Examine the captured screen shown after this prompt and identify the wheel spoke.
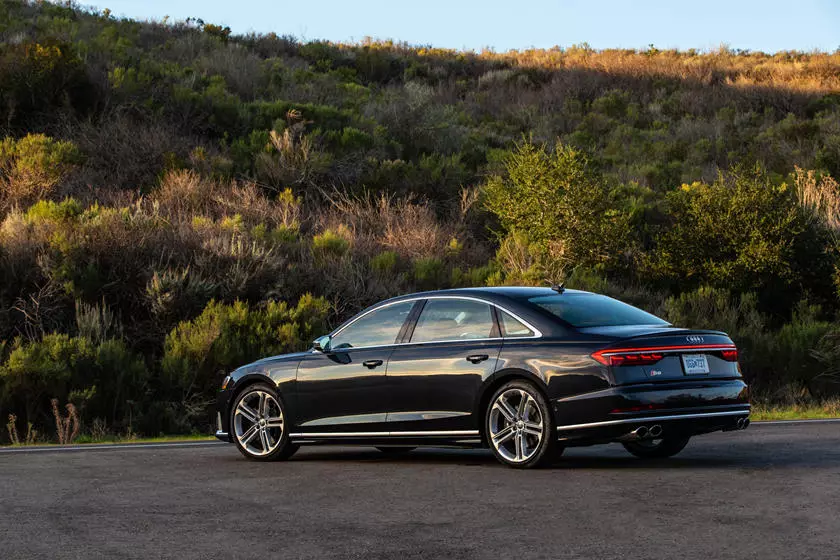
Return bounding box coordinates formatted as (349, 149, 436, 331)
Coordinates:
(240, 425, 258, 446)
(495, 398, 517, 422)
(517, 391, 531, 417)
(259, 428, 270, 451)
(258, 393, 267, 418)
(515, 432, 525, 461)
(265, 416, 283, 428)
(236, 403, 258, 423)
(523, 422, 542, 437)
(492, 425, 515, 444)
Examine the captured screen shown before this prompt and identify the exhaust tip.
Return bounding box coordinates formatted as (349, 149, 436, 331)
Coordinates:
(736, 418, 744, 429)
(743, 418, 750, 429)
(649, 425, 663, 438)
(635, 426, 649, 439)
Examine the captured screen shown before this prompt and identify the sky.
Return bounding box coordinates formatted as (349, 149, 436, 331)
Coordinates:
(87, 0, 840, 53)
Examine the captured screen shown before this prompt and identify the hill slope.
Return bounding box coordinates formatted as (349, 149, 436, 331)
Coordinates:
(1, 0, 839, 439)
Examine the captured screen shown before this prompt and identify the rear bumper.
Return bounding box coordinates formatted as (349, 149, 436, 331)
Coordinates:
(552, 378, 750, 444)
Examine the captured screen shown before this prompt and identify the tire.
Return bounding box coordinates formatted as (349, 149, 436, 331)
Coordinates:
(622, 435, 691, 459)
(375, 446, 416, 454)
(485, 380, 558, 468)
(231, 383, 299, 462)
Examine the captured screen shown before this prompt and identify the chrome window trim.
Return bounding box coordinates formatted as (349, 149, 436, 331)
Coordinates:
(555, 409, 750, 431)
(327, 295, 543, 351)
(289, 430, 480, 438)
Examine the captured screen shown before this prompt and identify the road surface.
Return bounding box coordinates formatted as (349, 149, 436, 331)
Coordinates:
(1, 422, 838, 559)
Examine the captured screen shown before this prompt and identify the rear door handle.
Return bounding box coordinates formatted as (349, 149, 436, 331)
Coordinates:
(362, 359, 383, 369)
(466, 354, 489, 364)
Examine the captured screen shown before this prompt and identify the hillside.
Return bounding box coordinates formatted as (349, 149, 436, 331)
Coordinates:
(1, 0, 840, 440)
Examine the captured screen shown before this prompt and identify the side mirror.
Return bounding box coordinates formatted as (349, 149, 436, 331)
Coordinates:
(312, 335, 331, 353)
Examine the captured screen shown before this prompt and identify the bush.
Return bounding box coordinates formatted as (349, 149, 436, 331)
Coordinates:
(0, 333, 149, 431)
(0, 134, 81, 207)
(161, 295, 330, 401)
(483, 141, 632, 276)
(312, 227, 351, 256)
(650, 167, 837, 316)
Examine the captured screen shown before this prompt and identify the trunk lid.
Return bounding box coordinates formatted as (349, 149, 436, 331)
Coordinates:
(583, 327, 741, 385)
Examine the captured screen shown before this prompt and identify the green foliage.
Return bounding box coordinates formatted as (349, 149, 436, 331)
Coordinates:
(312, 227, 351, 256)
(413, 257, 446, 290)
(650, 168, 836, 314)
(161, 296, 329, 399)
(370, 250, 398, 273)
(0, 134, 81, 205)
(0, 40, 97, 127)
(483, 141, 632, 276)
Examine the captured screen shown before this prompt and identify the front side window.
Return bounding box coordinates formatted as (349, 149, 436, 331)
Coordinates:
(411, 299, 495, 343)
(331, 301, 415, 349)
(526, 293, 668, 328)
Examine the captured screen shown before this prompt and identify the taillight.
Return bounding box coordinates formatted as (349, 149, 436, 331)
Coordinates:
(591, 343, 737, 367)
(720, 349, 738, 362)
(592, 352, 664, 367)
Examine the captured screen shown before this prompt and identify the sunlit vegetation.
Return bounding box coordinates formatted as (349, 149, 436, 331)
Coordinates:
(1, 0, 840, 442)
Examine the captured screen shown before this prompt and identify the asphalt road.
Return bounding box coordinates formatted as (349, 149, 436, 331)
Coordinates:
(1, 422, 839, 560)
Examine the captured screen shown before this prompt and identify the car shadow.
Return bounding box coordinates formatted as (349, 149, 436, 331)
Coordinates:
(280, 440, 838, 470)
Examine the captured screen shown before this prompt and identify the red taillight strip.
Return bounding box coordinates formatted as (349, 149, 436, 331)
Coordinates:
(591, 344, 736, 366)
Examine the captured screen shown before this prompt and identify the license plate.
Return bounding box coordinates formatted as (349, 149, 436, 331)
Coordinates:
(682, 354, 709, 375)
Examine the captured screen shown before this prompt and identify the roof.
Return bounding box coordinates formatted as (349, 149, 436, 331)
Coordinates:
(387, 286, 591, 302)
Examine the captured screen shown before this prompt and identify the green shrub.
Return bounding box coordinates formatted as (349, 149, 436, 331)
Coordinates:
(0, 134, 81, 206)
(650, 167, 836, 316)
(483, 141, 632, 275)
(413, 257, 446, 290)
(161, 295, 329, 400)
(312, 227, 351, 256)
(0, 334, 94, 425)
(370, 250, 398, 273)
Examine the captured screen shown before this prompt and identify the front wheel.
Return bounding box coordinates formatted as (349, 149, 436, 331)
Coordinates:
(486, 380, 558, 468)
(231, 383, 299, 461)
(622, 435, 691, 459)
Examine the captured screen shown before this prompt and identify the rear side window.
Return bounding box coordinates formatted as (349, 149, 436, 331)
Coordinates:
(411, 299, 495, 343)
(498, 310, 534, 338)
(527, 293, 667, 328)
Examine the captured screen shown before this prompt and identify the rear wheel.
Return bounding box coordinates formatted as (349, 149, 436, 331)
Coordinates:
(375, 446, 416, 454)
(622, 435, 690, 459)
(231, 383, 299, 461)
(486, 380, 557, 468)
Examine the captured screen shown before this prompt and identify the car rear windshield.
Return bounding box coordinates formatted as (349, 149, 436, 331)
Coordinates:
(526, 293, 668, 328)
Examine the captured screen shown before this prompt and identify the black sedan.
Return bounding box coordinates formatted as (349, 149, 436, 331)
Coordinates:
(215, 287, 750, 468)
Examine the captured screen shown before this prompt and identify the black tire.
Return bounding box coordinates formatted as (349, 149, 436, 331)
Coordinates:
(485, 379, 558, 469)
(622, 435, 691, 459)
(375, 446, 417, 454)
(231, 383, 299, 462)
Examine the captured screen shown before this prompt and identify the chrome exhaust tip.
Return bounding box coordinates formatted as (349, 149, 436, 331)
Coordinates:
(736, 418, 744, 429)
(635, 426, 649, 439)
(649, 425, 663, 438)
(742, 418, 750, 429)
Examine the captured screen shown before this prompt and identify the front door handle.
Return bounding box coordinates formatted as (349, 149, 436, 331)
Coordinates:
(466, 354, 490, 364)
(362, 359, 383, 369)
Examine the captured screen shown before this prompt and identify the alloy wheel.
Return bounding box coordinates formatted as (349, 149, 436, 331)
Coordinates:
(488, 388, 545, 463)
(233, 390, 284, 457)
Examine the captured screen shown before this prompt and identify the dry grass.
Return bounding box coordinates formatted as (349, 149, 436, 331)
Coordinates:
(795, 166, 840, 232)
(51, 399, 80, 445)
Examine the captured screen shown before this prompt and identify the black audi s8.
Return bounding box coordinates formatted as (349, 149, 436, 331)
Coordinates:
(215, 287, 750, 468)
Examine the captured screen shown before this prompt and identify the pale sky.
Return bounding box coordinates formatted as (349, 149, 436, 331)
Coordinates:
(87, 0, 840, 53)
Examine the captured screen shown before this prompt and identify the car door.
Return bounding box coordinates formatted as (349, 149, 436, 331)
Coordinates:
(295, 300, 418, 434)
(384, 298, 503, 433)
